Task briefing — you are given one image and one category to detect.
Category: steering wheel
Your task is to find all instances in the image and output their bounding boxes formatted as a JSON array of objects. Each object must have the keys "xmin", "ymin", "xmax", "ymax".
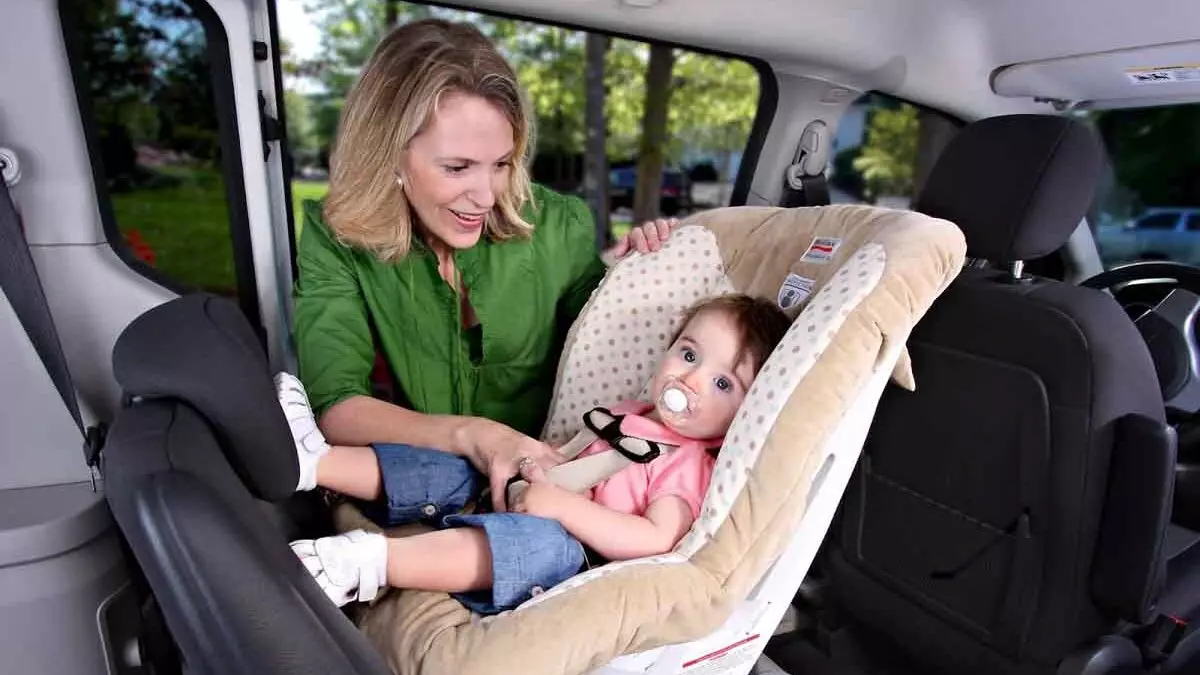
[{"xmin": 1080, "ymin": 261, "xmax": 1200, "ymax": 417}]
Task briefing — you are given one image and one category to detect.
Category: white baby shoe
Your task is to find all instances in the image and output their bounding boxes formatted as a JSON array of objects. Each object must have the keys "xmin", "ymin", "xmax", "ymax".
[
  {"xmin": 275, "ymin": 371, "xmax": 330, "ymax": 492},
  {"xmin": 290, "ymin": 529, "xmax": 388, "ymax": 607}
]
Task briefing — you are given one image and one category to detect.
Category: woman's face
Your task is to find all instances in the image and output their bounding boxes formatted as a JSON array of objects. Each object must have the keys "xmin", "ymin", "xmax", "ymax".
[{"xmin": 400, "ymin": 91, "xmax": 515, "ymax": 255}]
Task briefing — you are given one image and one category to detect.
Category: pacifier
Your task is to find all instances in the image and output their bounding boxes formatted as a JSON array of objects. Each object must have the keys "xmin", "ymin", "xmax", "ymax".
[
  {"xmin": 662, "ymin": 387, "xmax": 689, "ymax": 413},
  {"xmin": 658, "ymin": 381, "xmax": 695, "ymax": 416}
]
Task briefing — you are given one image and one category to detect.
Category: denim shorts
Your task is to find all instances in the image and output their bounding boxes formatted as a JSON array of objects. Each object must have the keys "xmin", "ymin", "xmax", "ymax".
[{"xmin": 366, "ymin": 442, "xmax": 588, "ymax": 615}]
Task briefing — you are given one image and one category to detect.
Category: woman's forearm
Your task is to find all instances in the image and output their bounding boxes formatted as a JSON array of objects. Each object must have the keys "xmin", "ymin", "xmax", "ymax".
[{"xmin": 318, "ymin": 395, "xmax": 474, "ymax": 455}]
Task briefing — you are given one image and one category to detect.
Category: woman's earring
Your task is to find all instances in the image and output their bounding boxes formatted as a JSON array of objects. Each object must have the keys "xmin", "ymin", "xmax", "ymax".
[{"xmin": 395, "ymin": 176, "xmax": 405, "ymax": 190}]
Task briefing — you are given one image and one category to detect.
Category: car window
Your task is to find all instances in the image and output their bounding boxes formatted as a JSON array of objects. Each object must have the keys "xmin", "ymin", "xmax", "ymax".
[
  {"xmin": 1085, "ymin": 103, "xmax": 1200, "ymax": 267},
  {"xmin": 826, "ymin": 92, "xmax": 961, "ymax": 209},
  {"xmin": 277, "ymin": 1, "xmax": 768, "ymax": 247},
  {"xmin": 58, "ymin": 0, "xmax": 253, "ymax": 306}
]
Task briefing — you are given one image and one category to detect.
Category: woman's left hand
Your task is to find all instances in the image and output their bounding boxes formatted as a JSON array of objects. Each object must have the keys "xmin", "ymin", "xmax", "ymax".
[{"xmin": 602, "ymin": 217, "xmax": 680, "ymax": 265}]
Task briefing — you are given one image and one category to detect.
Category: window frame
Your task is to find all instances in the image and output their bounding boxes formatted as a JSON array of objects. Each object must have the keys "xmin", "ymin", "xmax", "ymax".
[{"xmin": 57, "ymin": 0, "xmax": 263, "ymax": 327}]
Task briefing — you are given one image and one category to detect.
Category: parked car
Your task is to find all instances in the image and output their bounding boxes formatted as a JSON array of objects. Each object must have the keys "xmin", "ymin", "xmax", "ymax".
[
  {"xmin": 1095, "ymin": 207, "xmax": 1200, "ymax": 266},
  {"xmin": 608, "ymin": 165, "xmax": 690, "ymax": 216}
]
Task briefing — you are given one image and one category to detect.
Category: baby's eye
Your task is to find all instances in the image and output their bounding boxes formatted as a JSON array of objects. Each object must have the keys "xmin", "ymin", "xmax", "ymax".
[
  {"xmin": 715, "ymin": 376, "xmax": 733, "ymax": 392},
  {"xmin": 681, "ymin": 347, "xmax": 697, "ymax": 363}
]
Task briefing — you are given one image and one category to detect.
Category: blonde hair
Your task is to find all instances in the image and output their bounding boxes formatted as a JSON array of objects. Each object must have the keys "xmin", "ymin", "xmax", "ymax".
[{"xmin": 323, "ymin": 19, "xmax": 535, "ymax": 262}]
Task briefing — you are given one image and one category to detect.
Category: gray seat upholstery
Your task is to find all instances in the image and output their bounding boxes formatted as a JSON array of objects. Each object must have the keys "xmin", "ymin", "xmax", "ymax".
[
  {"xmin": 101, "ymin": 294, "xmax": 390, "ymax": 675},
  {"xmin": 820, "ymin": 114, "xmax": 1200, "ymax": 675}
]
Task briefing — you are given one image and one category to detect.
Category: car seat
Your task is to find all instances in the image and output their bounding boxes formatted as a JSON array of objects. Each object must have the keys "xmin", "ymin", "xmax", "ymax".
[
  {"xmin": 100, "ymin": 203, "xmax": 964, "ymax": 675},
  {"xmin": 814, "ymin": 114, "xmax": 1200, "ymax": 675}
]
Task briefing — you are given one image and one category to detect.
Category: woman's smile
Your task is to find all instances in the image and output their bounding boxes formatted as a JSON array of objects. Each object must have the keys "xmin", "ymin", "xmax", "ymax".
[{"xmin": 448, "ymin": 208, "xmax": 486, "ymax": 231}]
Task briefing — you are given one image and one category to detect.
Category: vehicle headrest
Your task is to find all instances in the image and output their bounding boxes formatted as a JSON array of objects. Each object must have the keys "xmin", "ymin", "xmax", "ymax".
[
  {"xmin": 111, "ymin": 294, "xmax": 297, "ymax": 502},
  {"xmin": 914, "ymin": 114, "xmax": 1103, "ymax": 262}
]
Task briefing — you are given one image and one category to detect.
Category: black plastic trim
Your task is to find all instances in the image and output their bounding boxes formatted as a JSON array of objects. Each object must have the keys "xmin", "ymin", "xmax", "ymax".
[{"xmin": 56, "ymin": 0, "xmax": 264, "ymax": 340}]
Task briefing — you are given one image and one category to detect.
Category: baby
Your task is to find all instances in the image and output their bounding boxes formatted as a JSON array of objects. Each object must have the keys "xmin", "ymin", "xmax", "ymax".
[{"xmin": 279, "ymin": 293, "xmax": 791, "ymax": 614}]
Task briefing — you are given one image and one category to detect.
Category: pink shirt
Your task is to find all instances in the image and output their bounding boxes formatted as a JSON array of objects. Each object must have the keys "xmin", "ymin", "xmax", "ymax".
[{"xmin": 578, "ymin": 401, "xmax": 719, "ymax": 520}]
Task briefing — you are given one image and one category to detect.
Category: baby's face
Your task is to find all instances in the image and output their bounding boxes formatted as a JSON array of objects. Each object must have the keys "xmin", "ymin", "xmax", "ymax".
[{"xmin": 650, "ymin": 309, "xmax": 756, "ymax": 440}]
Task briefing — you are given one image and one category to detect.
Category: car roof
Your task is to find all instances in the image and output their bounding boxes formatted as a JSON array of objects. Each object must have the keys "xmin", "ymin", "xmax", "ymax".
[{"xmin": 459, "ymin": 0, "xmax": 1200, "ymax": 119}]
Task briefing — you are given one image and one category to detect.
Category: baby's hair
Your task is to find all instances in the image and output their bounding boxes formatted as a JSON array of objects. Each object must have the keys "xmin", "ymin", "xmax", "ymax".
[{"xmin": 670, "ymin": 294, "xmax": 792, "ymax": 375}]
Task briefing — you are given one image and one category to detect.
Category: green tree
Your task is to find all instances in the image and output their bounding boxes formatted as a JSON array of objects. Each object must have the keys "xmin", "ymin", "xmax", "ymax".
[
  {"xmin": 669, "ymin": 52, "xmax": 760, "ymax": 164},
  {"xmin": 154, "ymin": 26, "xmax": 221, "ymax": 163},
  {"xmin": 1091, "ymin": 104, "xmax": 1200, "ymax": 208},
  {"xmin": 284, "ymin": 89, "xmax": 319, "ymax": 166},
  {"xmin": 63, "ymin": 0, "xmax": 222, "ymax": 186},
  {"xmin": 295, "ymin": 1, "xmax": 763, "ymax": 195},
  {"xmin": 853, "ymin": 103, "xmax": 920, "ymax": 200}
]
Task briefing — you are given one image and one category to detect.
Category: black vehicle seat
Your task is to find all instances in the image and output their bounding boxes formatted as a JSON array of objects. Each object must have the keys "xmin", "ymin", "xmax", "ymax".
[
  {"xmin": 820, "ymin": 114, "xmax": 1200, "ymax": 675},
  {"xmin": 101, "ymin": 294, "xmax": 391, "ymax": 675}
]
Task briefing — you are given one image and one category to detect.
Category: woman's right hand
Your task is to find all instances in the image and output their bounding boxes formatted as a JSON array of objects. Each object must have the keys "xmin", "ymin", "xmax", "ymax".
[{"xmin": 456, "ymin": 418, "xmax": 566, "ymax": 512}]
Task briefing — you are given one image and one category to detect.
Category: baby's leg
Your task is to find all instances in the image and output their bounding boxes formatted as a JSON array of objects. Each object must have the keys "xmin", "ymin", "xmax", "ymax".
[
  {"xmin": 291, "ymin": 528, "xmax": 492, "ymax": 608},
  {"xmin": 276, "ymin": 372, "xmax": 381, "ymax": 497},
  {"xmin": 386, "ymin": 529, "xmax": 492, "ymax": 592},
  {"xmin": 291, "ymin": 515, "xmax": 584, "ymax": 612},
  {"xmin": 314, "ymin": 445, "xmax": 382, "ymax": 500}
]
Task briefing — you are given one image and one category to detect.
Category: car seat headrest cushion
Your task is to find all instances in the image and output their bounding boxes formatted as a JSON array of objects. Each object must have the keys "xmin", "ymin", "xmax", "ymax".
[
  {"xmin": 914, "ymin": 114, "xmax": 1103, "ymax": 262},
  {"xmin": 111, "ymin": 293, "xmax": 298, "ymax": 501}
]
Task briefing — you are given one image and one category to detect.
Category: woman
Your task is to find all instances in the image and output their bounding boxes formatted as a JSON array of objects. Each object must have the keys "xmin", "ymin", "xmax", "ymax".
[{"xmin": 293, "ymin": 18, "xmax": 677, "ymax": 513}]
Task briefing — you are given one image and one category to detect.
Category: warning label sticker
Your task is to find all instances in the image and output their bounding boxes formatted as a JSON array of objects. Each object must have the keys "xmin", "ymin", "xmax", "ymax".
[
  {"xmin": 800, "ymin": 237, "xmax": 842, "ymax": 264},
  {"xmin": 1125, "ymin": 65, "xmax": 1200, "ymax": 85},
  {"xmin": 681, "ymin": 634, "xmax": 762, "ymax": 674}
]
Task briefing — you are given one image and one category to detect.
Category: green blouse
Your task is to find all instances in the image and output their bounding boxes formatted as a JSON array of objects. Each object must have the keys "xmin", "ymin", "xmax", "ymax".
[{"xmin": 293, "ymin": 184, "xmax": 606, "ymax": 439}]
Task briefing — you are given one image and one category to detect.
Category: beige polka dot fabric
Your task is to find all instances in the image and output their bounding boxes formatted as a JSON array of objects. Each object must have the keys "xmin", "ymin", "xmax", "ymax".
[
  {"xmin": 526, "ymin": 237, "xmax": 887, "ymax": 611},
  {"xmin": 541, "ymin": 225, "xmax": 735, "ymax": 446}
]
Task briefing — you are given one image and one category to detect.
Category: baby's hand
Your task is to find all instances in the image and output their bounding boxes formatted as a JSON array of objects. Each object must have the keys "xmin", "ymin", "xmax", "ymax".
[{"xmin": 510, "ymin": 460, "xmax": 575, "ymax": 520}]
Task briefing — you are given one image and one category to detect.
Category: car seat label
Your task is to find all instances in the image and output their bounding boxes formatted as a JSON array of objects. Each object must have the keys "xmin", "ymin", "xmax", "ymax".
[
  {"xmin": 777, "ymin": 273, "xmax": 815, "ymax": 310},
  {"xmin": 680, "ymin": 633, "xmax": 762, "ymax": 673},
  {"xmin": 1125, "ymin": 65, "xmax": 1200, "ymax": 85},
  {"xmin": 800, "ymin": 236, "xmax": 841, "ymax": 263}
]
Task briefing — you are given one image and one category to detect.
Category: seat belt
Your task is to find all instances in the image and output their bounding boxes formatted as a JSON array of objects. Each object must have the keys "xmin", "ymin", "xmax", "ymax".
[
  {"xmin": 505, "ymin": 407, "xmax": 690, "ymax": 505},
  {"xmin": 0, "ymin": 166, "xmax": 106, "ymax": 488},
  {"xmin": 781, "ymin": 169, "xmax": 831, "ymax": 208}
]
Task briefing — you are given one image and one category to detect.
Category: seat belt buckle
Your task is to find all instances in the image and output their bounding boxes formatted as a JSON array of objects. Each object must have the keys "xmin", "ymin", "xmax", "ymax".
[
  {"xmin": 784, "ymin": 164, "xmax": 808, "ymax": 192},
  {"xmin": 1144, "ymin": 613, "xmax": 1188, "ymax": 664},
  {"xmin": 84, "ymin": 423, "xmax": 108, "ymax": 491}
]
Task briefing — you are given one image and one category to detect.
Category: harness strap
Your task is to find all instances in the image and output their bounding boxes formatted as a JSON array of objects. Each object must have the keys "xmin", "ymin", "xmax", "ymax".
[{"xmin": 507, "ymin": 406, "xmax": 680, "ymax": 505}]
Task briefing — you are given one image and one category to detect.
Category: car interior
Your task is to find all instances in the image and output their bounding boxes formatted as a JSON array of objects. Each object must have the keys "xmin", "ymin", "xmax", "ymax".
[{"xmin": 3, "ymin": 0, "xmax": 1200, "ymax": 674}]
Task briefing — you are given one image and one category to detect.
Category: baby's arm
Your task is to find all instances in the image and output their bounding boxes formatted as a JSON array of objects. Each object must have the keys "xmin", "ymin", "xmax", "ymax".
[{"xmin": 546, "ymin": 493, "xmax": 694, "ymax": 561}]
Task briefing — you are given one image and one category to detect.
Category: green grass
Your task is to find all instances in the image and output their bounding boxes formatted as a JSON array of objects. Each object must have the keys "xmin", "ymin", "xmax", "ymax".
[
  {"xmin": 109, "ymin": 169, "xmax": 330, "ymax": 294},
  {"xmin": 111, "ymin": 168, "xmax": 238, "ymax": 294}
]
